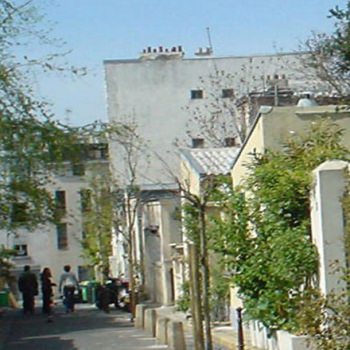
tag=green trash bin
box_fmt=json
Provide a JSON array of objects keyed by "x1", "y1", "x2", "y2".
[
  {"x1": 84, "y1": 281, "x2": 100, "y2": 304},
  {"x1": 79, "y1": 281, "x2": 89, "y2": 303},
  {"x1": 0, "y1": 290, "x2": 9, "y2": 307},
  {"x1": 89, "y1": 281, "x2": 100, "y2": 304}
]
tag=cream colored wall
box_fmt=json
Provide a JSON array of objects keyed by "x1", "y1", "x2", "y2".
[
  {"x1": 232, "y1": 105, "x2": 350, "y2": 187},
  {"x1": 180, "y1": 156, "x2": 201, "y2": 196},
  {"x1": 231, "y1": 114, "x2": 265, "y2": 187},
  {"x1": 263, "y1": 105, "x2": 350, "y2": 150},
  {"x1": 311, "y1": 160, "x2": 349, "y2": 296}
]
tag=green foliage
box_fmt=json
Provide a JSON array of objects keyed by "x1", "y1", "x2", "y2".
[
  {"x1": 176, "y1": 280, "x2": 191, "y2": 312},
  {"x1": 0, "y1": 1, "x2": 84, "y2": 231},
  {"x1": 208, "y1": 119, "x2": 349, "y2": 332},
  {"x1": 296, "y1": 270, "x2": 350, "y2": 350},
  {"x1": 210, "y1": 263, "x2": 231, "y2": 322},
  {"x1": 183, "y1": 201, "x2": 201, "y2": 246},
  {"x1": 0, "y1": 245, "x2": 15, "y2": 283},
  {"x1": 80, "y1": 171, "x2": 115, "y2": 281}
]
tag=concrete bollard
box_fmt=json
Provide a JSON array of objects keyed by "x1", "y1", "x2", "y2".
[
  {"x1": 156, "y1": 317, "x2": 169, "y2": 344},
  {"x1": 135, "y1": 304, "x2": 148, "y2": 328},
  {"x1": 167, "y1": 321, "x2": 186, "y2": 350},
  {"x1": 144, "y1": 308, "x2": 157, "y2": 337}
]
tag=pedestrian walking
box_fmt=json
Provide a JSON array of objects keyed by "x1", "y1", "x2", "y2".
[
  {"x1": 18, "y1": 265, "x2": 38, "y2": 315},
  {"x1": 58, "y1": 265, "x2": 79, "y2": 313},
  {"x1": 41, "y1": 267, "x2": 56, "y2": 322}
]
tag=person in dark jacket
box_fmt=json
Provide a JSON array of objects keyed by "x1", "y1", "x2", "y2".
[
  {"x1": 41, "y1": 267, "x2": 56, "y2": 322},
  {"x1": 18, "y1": 265, "x2": 38, "y2": 315}
]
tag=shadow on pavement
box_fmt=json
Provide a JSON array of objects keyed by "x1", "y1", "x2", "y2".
[
  {"x1": 7, "y1": 336, "x2": 77, "y2": 350},
  {"x1": 2, "y1": 304, "x2": 132, "y2": 350}
]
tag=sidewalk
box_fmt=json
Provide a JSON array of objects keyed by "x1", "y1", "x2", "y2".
[
  {"x1": 0, "y1": 303, "x2": 169, "y2": 350},
  {"x1": 152, "y1": 306, "x2": 258, "y2": 350}
]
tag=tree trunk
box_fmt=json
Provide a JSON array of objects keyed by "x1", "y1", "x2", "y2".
[
  {"x1": 128, "y1": 233, "x2": 136, "y2": 320},
  {"x1": 199, "y1": 206, "x2": 213, "y2": 350},
  {"x1": 188, "y1": 242, "x2": 205, "y2": 350}
]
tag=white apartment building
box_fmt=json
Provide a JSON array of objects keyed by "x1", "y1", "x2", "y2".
[
  {"x1": 104, "y1": 46, "x2": 319, "y2": 186},
  {"x1": 0, "y1": 143, "x2": 109, "y2": 295}
]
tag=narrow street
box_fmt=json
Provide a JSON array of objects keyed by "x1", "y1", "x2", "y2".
[{"x1": 0, "y1": 303, "x2": 168, "y2": 350}]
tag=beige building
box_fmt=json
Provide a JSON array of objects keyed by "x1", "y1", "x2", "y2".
[
  {"x1": 177, "y1": 147, "x2": 239, "y2": 317},
  {"x1": 1, "y1": 142, "x2": 109, "y2": 296},
  {"x1": 232, "y1": 104, "x2": 350, "y2": 186}
]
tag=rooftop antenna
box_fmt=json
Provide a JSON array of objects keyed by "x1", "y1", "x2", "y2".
[
  {"x1": 206, "y1": 27, "x2": 219, "y2": 75},
  {"x1": 206, "y1": 27, "x2": 213, "y2": 55}
]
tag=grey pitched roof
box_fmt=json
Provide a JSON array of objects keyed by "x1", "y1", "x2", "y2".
[{"x1": 180, "y1": 147, "x2": 240, "y2": 176}]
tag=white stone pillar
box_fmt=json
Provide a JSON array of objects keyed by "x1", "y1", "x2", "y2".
[{"x1": 311, "y1": 160, "x2": 348, "y2": 295}]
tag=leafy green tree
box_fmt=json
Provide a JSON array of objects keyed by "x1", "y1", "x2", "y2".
[
  {"x1": 180, "y1": 176, "x2": 228, "y2": 350},
  {"x1": 80, "y1": 171, "x2": 114, "y2": 282},
  {"x1": 0, "y1": 1, "x2": 82, "y2": 233},
  {"x1": 208, "y1": 119, "x2": 350, "y2": 332}
]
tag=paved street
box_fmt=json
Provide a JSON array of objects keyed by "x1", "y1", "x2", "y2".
[{"x1": 1, "y1": 303, "x2": 168, "y2": 350}]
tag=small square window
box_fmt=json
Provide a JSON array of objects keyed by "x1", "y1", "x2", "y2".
[
  {"x1": 14, "y1": 244, "x2": 28, "y2": 256},
  {"x1": 192, "y1": 138, "x2": 204, "y2": 148},
  {"x1": 222, "y1": 89, "x2": 234, "y2": 98},
  {"x1": 224, "y1": 137, "x2": 236, "y2": 147},
  {"x1": 191, "y1": 90, "x2": 203, "y2": 99}
]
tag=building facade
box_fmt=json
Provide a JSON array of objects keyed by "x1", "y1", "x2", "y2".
[
  {"x1": 0, "y1": 142, "x2": 109, "y2": 296},
  {"x1": 104, "y1": 47, "x2": 320, "y2": 186}
]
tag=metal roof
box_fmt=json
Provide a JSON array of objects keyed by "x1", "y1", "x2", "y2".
[{"x1": 180, "y1": 147, "x2": 240, "y2": 176}]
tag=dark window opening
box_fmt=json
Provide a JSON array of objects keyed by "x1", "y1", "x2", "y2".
[
  {"x1": 14, "y1": 244, "x2": 28, "y2": 256},
  {"x1": 222, "y1": 89, "x2": 234, "y2": 98},
  {"x1": 57, "y1": 223, "x2": 68, "y2": 250},
  {"x1": 224, "y1": 137, "x2": 236, "y2": 147},
  {"x1": 191, "y1": 89, "x2": 203, "y2": 99},
  {"x1": 55, "y1": 191, "x2": 66, "y2": 211},
  {"x1": 87, "y1": 144, "x2": 109, "y2": 160},
  {"x1": 11, "y1": 203, "x2": 28, "y2": 223},
  {"x1": 192, "y1": 138, "x2": 204, "y2": 148},
  {"x1": 72, "y1": 163, "x2": 85, "y2": 176}
]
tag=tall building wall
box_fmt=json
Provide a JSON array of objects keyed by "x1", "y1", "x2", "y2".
[{"x1": 104, "y1": 50, "x2": 317, "y2": 185}]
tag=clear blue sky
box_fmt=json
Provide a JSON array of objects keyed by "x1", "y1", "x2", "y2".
[{"x1": 31, "y1": 0, "x2": 347, "y2": 126}]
